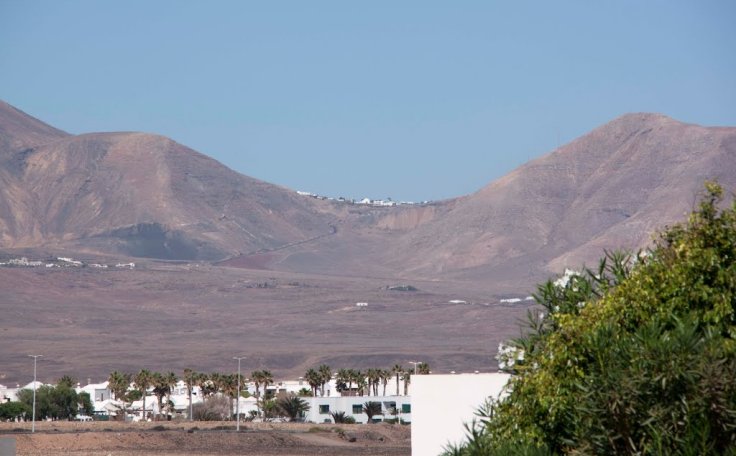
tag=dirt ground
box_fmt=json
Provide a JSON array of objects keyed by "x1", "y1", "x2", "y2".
[
  {"x1": 0, "y1": 264, "x2": 535, "y2": 385},
  {"x1": 0, "y1": 421, "x2": 411, "y2": 456}
]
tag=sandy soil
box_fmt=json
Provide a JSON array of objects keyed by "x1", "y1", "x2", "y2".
[
  {"x1": 0, "y1": 264, "x2": 535, "y2": 385},
  {"x1": 0, "y1": 421, "x2": 411, "y2": 456}
]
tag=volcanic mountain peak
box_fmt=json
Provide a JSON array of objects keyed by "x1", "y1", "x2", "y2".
[
  {"x1": 0, "y1": 102, "x2": 339, "y2": 260},
  {"x1": 384, "y1": 113, "x2": 735, "y2": 282},
  {"x1": 0, "y1": 100, "x2": 733, "y2": 284}
]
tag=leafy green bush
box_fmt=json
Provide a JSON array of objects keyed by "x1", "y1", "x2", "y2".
[
  {"x1": 0, "y1": 401, "x2": 30, "y2": 421},
  {"x1": 449, "y1": 182, "x2": 736, "y2": 455},
  {"x1": 331, "y1": 411, "x2": 356, "y2": 423}
]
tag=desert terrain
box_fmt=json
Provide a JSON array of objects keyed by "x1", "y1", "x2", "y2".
[
  {"x1": 0, "y1": 421, "x2": 411, "y2": 456},
  {"x1": 1, "y1": 100, "x2": 734, "y2": 383},
  {"x1": 0, "y1": 258, "x2": 534, "y2": 384}
]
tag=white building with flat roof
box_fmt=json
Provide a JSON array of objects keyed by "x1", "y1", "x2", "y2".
[
  {"x1": 411, "y1": 373, "x2": 510, "y2": 456},
  {"x1": 303, "y1": 395, "x2": 411, "y2": 424}
]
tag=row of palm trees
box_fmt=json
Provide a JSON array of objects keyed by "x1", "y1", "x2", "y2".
[
  {"x1": 108, "y1": 370, "x2": 178, "y2": 420},
  {"x1": 305, "y1": 362, "x2": 430, "y2": 397},
  {"x1": 108, "y1": 368, "x2": 275, "y2": 421},
  {"x1": 106, "y1": 362, "x2": 429, "y2": 420}
]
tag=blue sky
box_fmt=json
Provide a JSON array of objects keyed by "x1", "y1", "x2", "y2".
[{"x1": 1, "y1": 1, "x2": 734, "y2": 201}]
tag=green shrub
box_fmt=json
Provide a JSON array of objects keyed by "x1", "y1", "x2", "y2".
[{"x1": 452, "y1": 182, "x2": 736, "y2": 455}]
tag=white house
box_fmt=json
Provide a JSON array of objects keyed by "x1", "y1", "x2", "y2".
[
  {"x1": 303, "y1": 395, "x2": 411, "y2": 424},
  {"x1": 75, "y1": 381, "x2": 111, "y2": 402},
  {"x1": 0, "y1": 384, "x2": 19, "y2": 403}
]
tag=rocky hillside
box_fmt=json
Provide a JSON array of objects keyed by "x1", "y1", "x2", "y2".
[
  {"x1": 0, "y1": 101, "x2": 337, "y2": 260},
  {"x1": 1, "y1": 100, "x2": 733, "y2": 282},
  {"x1": 384, "y1": 113, "x2": 736, "y2": 281}
]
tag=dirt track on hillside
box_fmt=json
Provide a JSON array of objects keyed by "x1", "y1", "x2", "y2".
[{"x1": 0, "y1": 421, "x2": 411, "y2": 456}]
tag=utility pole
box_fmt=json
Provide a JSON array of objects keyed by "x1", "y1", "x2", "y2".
[
  {"x1": 29, "y1": 355, "x2": 42, "y2": 433},
  {"x1": 233, "y1": 356, "x2": 247, "y2": 431},
  {"x1": 409, "y1": 361, "x2": 422, "y2": 375}
]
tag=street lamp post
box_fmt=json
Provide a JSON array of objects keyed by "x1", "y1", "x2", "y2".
[
  {"x1": 28, "y1": 355, "x2": 42, "y2": 433},
  {"x1": 408, "y1": 361, "x2": 422, "y2": 375},
  {"x1": 233, "y1": 357, "x2": 246, "y2": 431}
]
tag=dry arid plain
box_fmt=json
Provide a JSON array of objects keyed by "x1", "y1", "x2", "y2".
[
  {"x1": 0, "y1": 258, "x2": 535, "y2": 384},
  {"x1": 0, "y1": 421, "x2": 411, "y2": 456}
]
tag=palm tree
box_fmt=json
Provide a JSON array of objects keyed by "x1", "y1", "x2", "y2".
[
  {"x1": 209, "y1": 372, "x2": 225, "y2": 396},
  {"x1": 134, "y1": 369, "x2": 153, "y2": 421},
  {"x1": 374, "y1": 370, "x2": 383, "y2": 396},
  {"x1": 182, "y1": 368, "x2": 197, "y2": 421},
  {"x1": 251, "y1": 370, "x2": 274, "y2": 418},
  {"x1": 365, "y1": 368, "x2": 375, "y2": 397},
  {"x1": 196, "y1": 372, "x2": 217, "y2": 397},
  {"x1": 331, "y1": 411, "x2": 349, "y2": 423},
  {"x1": 277, "y1": 393, "x2": 310, "y2": 421},
  {"x1": 392, "y1": 364, "x2": 403, "y2": 396},
  {"x1": 363, "y1": 401, "x2": 383, "y2": 423},
  {"x1": 108, "y1": 371, "x2": 132, "y2": 421},
  {"x1": 58, "y1": 375, "x2": 76, "y2": 388},
  {"x1": 380, "y1": 370, "x2": 392, "y2": 396},
  {"x1": 335, "y1": 368, "x2": 350, "y2": 393},
  {"x1": 317, "y1": 364, "x2": 331, "y2": 396},
  {"x1": 402, "y1": 371, "x2": 411, "y2": 396},
  {"x1": 220, "y1": 373, "x2": 239, "y2": 420},
  {"x1": 356, "y1": 376, "x2": 368, "y2": 397},
  {"x1": 349, "y1": 369, "x2": 361, "y2": 396},
  {"x1": 152, "y1": 371, "x2": 177, "y2": 420},
  {"x1": 251, "y1": 370, "x2": 273, "y2": 399},
  {"x1": 416, "y1": 362, "x2": 430, "y2": 375},
  {"x1": 305, "y1": 368, "x2": 321, "y2": 397},
  {"x1": 261, "y1": 370, "x2": 274, "y2": 398}
]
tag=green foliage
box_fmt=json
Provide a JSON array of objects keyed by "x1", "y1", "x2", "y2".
[
  {"x1": 151, "y1": 371, "x2": 178, "y2": 419},
  {"x1": 107, "y1": 371, "x2": 132, "y2": 403},
  {"x1": 330, "y1": 410, "x2": 355, "y2": 424},
  {"x1": 277, "y1": 393, "x2": 310, "y2": 421},
  {"x1": 0, "y1": 401, "x2": 30, "y2": 421},
  {"x1": 363, "y1": 401, "x2": 382, "y2": 423},
  {"x1": 78, "y1": 391, "x2": 94, "y2": 416},
  {"x1": 17, "y1": 383, "x2": 83, "y2": 421},
  {"x1": 57, "y1": 375, "x2": 76, "y2": 388},
  {"x1": 126, "y1": 389, "x2": 143, "y2": 401},
  {"x1": 260, "y1": 397, "x2": 278, "y2": 419},
  {"x1": 456, "y1": 182, "x2": 736, "y2": 455}
]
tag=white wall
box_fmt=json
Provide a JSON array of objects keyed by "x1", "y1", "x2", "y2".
[
  {"x1": 304, "y1": 395, "x2": 411, "y2": 424},
  {"x1": 411, "y1": 373, "x2": 510, "y2": 456}
]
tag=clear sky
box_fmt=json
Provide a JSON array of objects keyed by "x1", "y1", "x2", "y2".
[{"x1": 1, "y1": 1, "x2": 734, "y2": 202}]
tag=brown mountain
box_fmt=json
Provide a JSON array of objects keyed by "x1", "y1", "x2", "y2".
[
  {"x1": 0, "y1": 101, "x2": 733, "y2": 279},
  {"x1": 1, "y1": 101, "x2": 734, "y2": 383},
  {"x1": 377, "y1": 113, "x2": 736, "y2": 283},
  {"x1": 0, "y1": 101, "x2": 337, "y2": 260}
]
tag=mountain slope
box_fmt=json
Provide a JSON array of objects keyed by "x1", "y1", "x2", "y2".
[
  {"x1": 386, "y1": 113, "x2": 736, "y2": 281},
  {"x1": 0, "y1": 103, "x2": 336, "y2": 260},
  {"x1": 0, "y1": 101, "x2": 733, "y2": 281},
  {"x1": 0, "y1": 100, "x2": 68, "y2": 155}
]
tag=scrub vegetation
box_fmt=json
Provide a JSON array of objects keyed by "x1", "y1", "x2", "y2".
[{"x1": 447, "y1": 182, "x2": 736, "y2": 455}]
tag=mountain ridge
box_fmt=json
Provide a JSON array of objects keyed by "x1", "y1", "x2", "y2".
[
  {"x1": 1, "y1": 100, "x2": 735, "y2": 383},
  {"x1": 0, "y1": 100, "x2": 734, "y2": 283}
]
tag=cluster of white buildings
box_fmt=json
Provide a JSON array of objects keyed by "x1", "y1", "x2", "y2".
[
  {"x1": 2, "y1": 373, "x2": 512, "y2": 456},
  {"x1": 295, "y1": 190, "x2": 428, "y2": 207},
  {"x1": 0, "y1": 256, "x2": 135, "y2": 269},
  {"x1": 0, "y1": 376, "x2": 415, "y2": 424}
]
